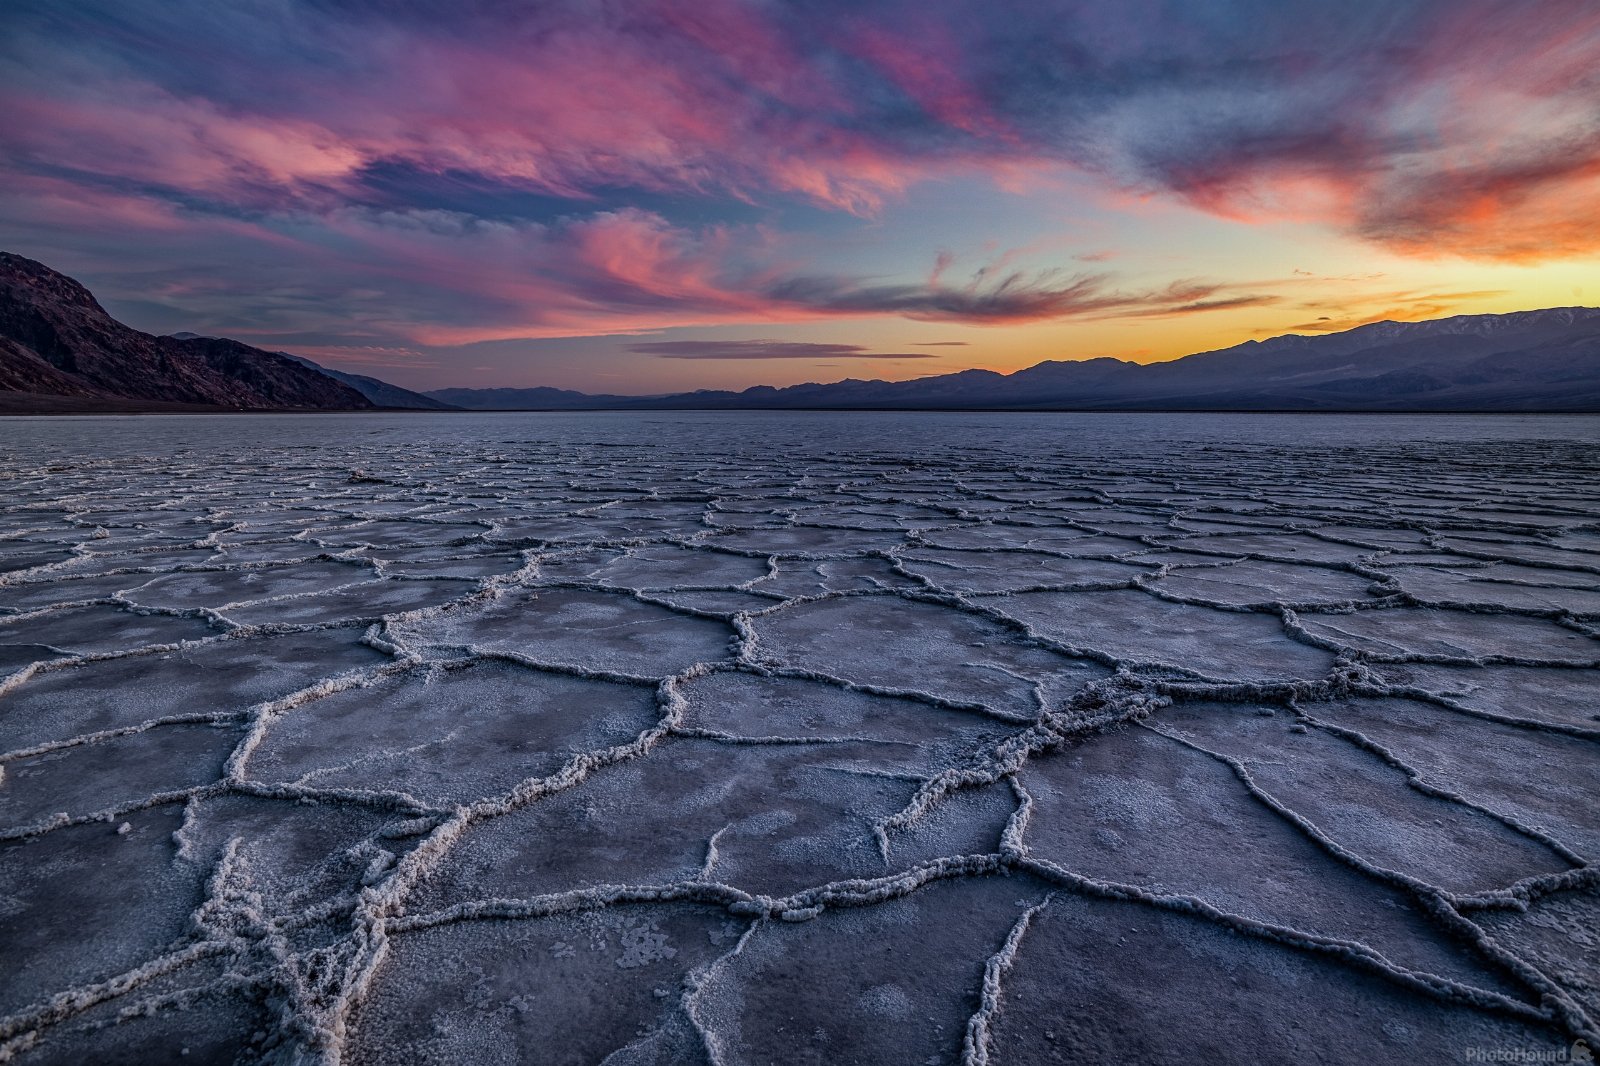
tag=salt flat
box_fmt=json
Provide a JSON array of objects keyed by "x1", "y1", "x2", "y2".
[{"x1": 0, "y1": 411, "x2": 1597, "y2": 1065}]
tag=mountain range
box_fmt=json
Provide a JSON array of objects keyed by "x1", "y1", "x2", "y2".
[
  {"x1": 429, "y1": 308, "x2": 1600, "y2": 412},
  {"x1": 0, "y1": 253, "x2": 372, "y2": 413},
  {"x1": 182, "y1": 341, "x2": 453, "y2": 410},
  {"x1": 3, "y1": 251, "x2": 1599, "y2": 413}
]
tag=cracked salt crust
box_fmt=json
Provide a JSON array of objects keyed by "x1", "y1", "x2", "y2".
[{"x1": 0, "y1": 411, "x2": 1596, "y2": 1065}]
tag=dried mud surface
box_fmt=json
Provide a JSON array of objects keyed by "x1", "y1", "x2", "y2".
[{"x1": 1, "y1": 412, "x2": 1597, "y2": 1065}]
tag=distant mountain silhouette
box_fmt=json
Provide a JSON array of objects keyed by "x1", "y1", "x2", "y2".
[
  {"x1": 5, "y1": 252, "x2": 1597, "y2": 413},
  {"x1": 432, "y1": 307, "x2": 1600, "y2": 412},
  {"x1": 164, "y1": 337, "x2": 454, "y2": 410},
  {"x1": 0, "y1": 253, "x2": 370, "y2": 413},
  {"x1": 268, "y1": 351, "x2": 453, "y2": 410},
  {"x1": 426, "y1": 386, "x2": 639, "y2": 410}
]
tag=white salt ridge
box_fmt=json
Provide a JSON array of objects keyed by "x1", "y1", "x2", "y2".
[{"x1": 0, "y1": 415, "x2": 1595, "y2": 1063}]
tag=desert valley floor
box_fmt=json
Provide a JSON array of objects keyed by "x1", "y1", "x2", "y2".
[{"x1": 0, "y1": 411, "x2": 1597, "y2": 1065}]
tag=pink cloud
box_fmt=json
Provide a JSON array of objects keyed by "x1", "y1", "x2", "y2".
[
  {"x1": 9, "y1": 1, "x2": 1600, "y2": 260},
  {"x1": 4, "y1": 0, "x2": 1599, "y2": 364},
  {"x1": 1142, "y1": 1, "x2": 1600, "y2": 260},
  {"x1": 1, "y1": 88, "x2": 362, "y2": 208}
]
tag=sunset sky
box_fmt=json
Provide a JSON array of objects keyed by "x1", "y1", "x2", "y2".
[{"x1": 2, "y1": 0, "x2": 1597, "y2": 393}]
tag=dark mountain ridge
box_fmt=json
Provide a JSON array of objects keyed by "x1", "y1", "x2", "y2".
[
  {"x1": 0, "y1": 253, "x2": 370, "y2": 412},
  {"x1": 273, "y1": 351, "x2": 453, "y2": 410}
]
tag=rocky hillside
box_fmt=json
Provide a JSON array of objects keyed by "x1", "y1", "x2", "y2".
[{"x1": 0, "y1": 253, "x2": 371, "y2": 412}]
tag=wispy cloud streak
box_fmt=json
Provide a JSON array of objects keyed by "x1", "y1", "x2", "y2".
[{"x1": 627, "y1": 340, "x2": 937, "y2": 360}]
